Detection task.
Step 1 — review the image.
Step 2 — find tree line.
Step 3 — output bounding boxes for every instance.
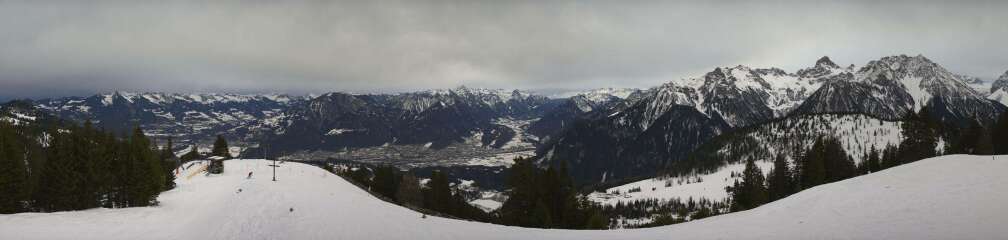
[0,120,173,213]
[497,157,608,229]
[599,196,725,228]
[334,164,490,221]
[729,110,1008,212]
[333,157,609,229]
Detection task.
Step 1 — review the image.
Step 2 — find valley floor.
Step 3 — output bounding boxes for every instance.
[2,155,1006,240]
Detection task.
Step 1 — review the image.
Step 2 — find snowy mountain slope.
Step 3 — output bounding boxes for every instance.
[630,56,846,130]
[957,74,990,93]
[588,113,903,207]
[795,55,1005,126]
[36,92,306,148]
[704,113,905,165]
[990,89,1008,107]
[538,57,846,184]
[990,71,1008,106]
[992,70,1008,93]
[525,88,642,140]
[546,88,639,100]
[3,155,1007,240]
[1,101,55,127]
[588,160,773,206]
[256,87,555,158]
[0,105,38,126]
[566,88,641,112]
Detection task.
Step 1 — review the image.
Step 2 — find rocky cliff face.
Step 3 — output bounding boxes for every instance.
[795,55,1005,126]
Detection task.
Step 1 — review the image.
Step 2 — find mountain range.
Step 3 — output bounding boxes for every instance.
[9,54,1006,186]
[538,55,1006,185]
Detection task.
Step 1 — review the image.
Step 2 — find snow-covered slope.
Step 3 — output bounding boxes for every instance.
[257,86,554,155]
[539,57,846,184]
[795,55,1005,126]
[3,155,1007,239]
[589,160,773,205]
[712,114,904,165]
[566,88,640,113]
[628,59,838,130]
[990,71,1008,106]
[957,74,991,94]
[588,114,903,207]
[36,92,306,148]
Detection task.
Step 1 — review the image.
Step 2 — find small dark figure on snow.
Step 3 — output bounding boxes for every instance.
[247,171,253,179]
[289,207,294,213]
[236,188,242,194]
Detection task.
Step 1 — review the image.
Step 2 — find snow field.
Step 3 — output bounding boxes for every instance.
[2,155,1007,239]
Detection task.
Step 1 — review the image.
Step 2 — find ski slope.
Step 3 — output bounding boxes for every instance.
[2,155,1007,240]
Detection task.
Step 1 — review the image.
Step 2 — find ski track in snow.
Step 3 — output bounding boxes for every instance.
[2,155,1007,240]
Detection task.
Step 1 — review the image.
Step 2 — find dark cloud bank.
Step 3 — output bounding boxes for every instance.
[1,1,1007,100]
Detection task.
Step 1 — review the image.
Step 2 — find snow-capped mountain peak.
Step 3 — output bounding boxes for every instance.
[855,54,984,111]
[634,62,826,129]
[797,56,850,79]
[573,88,639,107]
[814,56,840,69]
[796,54,1004,126]
[993,70,1008,93]
[988,70,1008,106]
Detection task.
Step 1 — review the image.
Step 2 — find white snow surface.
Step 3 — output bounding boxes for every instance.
[589,161,773,205]
[3,156,1007,240]
[465,150,534,167]
[989,89,1008,106]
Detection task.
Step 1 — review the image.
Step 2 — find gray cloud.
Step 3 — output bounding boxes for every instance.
[1,1,1007,99]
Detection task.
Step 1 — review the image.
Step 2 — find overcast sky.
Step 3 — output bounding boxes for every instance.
[1,1,1007,100]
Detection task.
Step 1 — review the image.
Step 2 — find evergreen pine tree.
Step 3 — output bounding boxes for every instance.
[372,166,399,200]
[897,110,938,163]
[161,137,175,160]
[74,121,101,209]
[0,124,28,213]
[180,145,200,161]
[822,137,855,183]
[993,111,1008,155]
[423,170,453,214]
[730,157,768,211]
[532,200,553,228]
[955,121,983,154]
[767,154,793,201]
[866,147,881,173]
[161,137,177,190]
[975,126,994,155]
[211,135,230,158]
[395,173,423,208]
[35,129,85,211]
[584,210,608,229]
[799,138,827,189]
[125,127,164,206]
[498,157,600,229]
[881,145,900,170]
[499,157,538,227]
